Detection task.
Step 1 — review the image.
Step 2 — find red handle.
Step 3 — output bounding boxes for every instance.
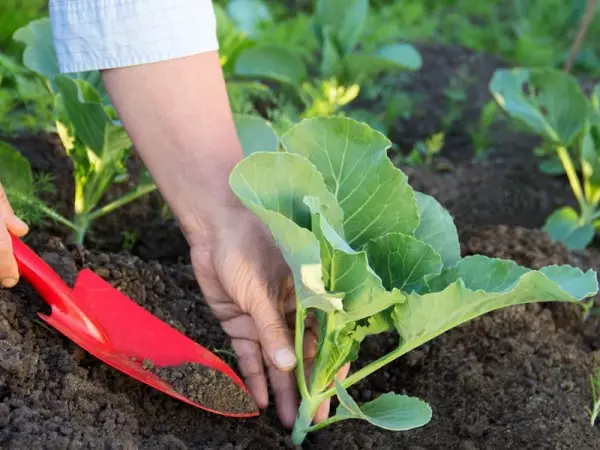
[10,233,85,318]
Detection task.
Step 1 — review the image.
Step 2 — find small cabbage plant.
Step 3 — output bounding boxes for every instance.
[490,67,600,250]
[228,117,599,444]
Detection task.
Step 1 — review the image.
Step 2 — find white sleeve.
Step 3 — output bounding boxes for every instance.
[49,0,219,73]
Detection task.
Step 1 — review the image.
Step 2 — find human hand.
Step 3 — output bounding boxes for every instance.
[0,181,29,288]
[187,206,348,428]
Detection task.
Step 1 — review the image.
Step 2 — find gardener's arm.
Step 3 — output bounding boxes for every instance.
[48,0,339,428]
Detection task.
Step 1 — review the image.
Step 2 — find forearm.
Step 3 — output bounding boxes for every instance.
[100,52,244,240]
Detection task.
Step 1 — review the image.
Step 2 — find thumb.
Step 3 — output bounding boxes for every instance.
[250,299,297,372]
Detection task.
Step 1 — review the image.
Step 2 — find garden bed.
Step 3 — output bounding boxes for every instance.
[2,43,600,449]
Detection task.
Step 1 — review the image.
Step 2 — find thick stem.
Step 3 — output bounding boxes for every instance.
[87,183,157,221]
[72,214,89,245]
[556,145,586,211]
[291,397,319,445]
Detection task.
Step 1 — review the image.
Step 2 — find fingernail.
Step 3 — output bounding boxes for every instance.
[274,348,296,369]
[1,277,18,288]
[11,216,29,233]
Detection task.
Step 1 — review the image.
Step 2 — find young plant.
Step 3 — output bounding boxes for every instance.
[0,76,158,244]
[490,68,600,250]
[469,99,498,159]
[232,0,422,119]
[228,116,598,444]
[588,367,600,426]
[402,132,445,166]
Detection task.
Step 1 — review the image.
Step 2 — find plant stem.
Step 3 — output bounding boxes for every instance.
[292,397,318,445]
[73,214,89,245]
[11,192,77,231]
[556,145,586,211]
[304,415,346,433]
[318,340,423,402]
[295,304,310,401]
[87,183,157,221]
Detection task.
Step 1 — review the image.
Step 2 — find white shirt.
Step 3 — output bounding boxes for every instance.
[49,0,219,73]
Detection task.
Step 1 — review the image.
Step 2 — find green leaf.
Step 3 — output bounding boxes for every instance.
[342,44,422,81]
[54,75,130,156]
[12,18,59,82]
[0,142,51,223]
[281,117,419,248]
[226,0,271,36]
[393,255,598,349]
[320,26,343,78]
[365,233,443,293]
[543,206,595,250]
[376,44,423,70]
[229,152,346,312]
[333,380,432,431]
[414,191,460,269]
[314,0,368,56]
[233,114,279,156]
[233,44,307,86]
[230,152,343,231]
[307,198,406,322]
[489,68,589,146]
[0,141,34,198]
[13,18,106,98]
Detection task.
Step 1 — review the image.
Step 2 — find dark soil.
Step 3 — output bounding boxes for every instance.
[2,42,600,448]
[147,361,257,415]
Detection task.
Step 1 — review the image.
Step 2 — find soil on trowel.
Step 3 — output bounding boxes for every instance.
[145,361,257,414]
[2,234,600,449]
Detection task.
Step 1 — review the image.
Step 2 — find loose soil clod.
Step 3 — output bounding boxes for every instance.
[147,362,257,414]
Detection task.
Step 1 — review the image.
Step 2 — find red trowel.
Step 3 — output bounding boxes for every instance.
[9,233,258,418]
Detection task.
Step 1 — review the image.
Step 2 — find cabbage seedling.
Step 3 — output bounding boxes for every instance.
[228,116,598,444]
[490,68,600,250]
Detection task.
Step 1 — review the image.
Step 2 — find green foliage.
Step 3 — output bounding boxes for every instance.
[228,116,598,444]
[403,132,445,167]
[490,68,600,249]
[0,0,46,57]
[0,53,53,134]
[469,100,498,158]
[0,141,68,227]
[233,114,280,156]
[231,0,422,126]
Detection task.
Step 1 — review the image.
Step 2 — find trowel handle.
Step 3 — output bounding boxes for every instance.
[10,233,82,316]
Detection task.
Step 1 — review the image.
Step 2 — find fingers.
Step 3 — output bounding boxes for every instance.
[249,298,297,372]
[265,352,298,429]
[0,218,19,288]
[0,183,27,237]
[0,183,23,287]
[6,215,28,237]
[231,337,269,409]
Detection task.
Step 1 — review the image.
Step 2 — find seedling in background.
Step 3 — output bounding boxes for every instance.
[228,116,598,444]
[588,368,600,426]
[231,0,422,122]
[469,100,498,159]
[490,68,600,250]
[442,65,473,132]
[402,132,445,167]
